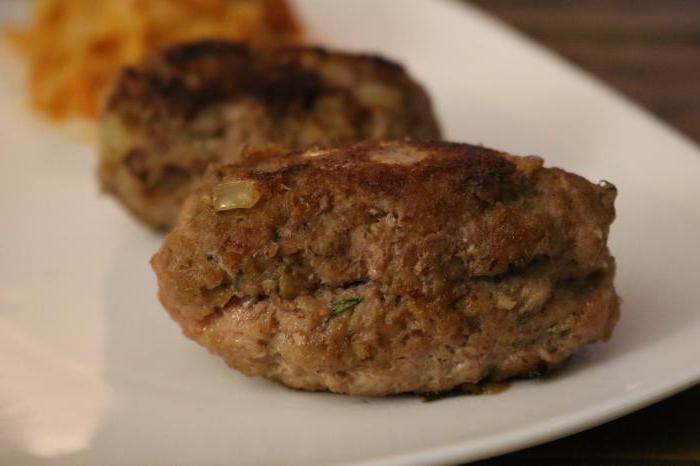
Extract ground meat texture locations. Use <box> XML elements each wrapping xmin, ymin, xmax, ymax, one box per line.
<box><xmin>98</xmin><ymin>41</ymin><xmax>441</xmax><ymax>230</ymax></box>
<box><xmin>151</xmin><ymin>141</ymin><xmax>620</xmax><ymax>396</ymax></box>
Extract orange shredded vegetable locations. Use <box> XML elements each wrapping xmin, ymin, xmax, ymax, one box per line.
<box><xmin>5</xmin><ymin>0</ymin><xmax>301</xmax><ymax>121</ymax></box>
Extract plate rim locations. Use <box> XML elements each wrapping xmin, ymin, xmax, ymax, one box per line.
<box><xmin>359</xmin><ymin>370</ymin><xmax>700</xmax><ymax>465</ymax></box>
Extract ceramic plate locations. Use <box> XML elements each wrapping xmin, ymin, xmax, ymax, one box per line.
<box><xmin>1</xmin><ymin>1</ymin><xmax>699</xmax><ymax>465</ymax></box>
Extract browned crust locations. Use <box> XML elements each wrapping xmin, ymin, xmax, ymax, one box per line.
<box><xmin>152</xmin><ymin>140</ymin><xmax>616</xmax><ymax>316</ymax></box>
<box><xmin>105</xmin><ymin>40</ymin><xmax>434</xmax><ymax>127</ymax></box>
<box><xmin>151</xmin><ymin>141</ymin><xmax>619</xmax><ymax>395</ymax></box>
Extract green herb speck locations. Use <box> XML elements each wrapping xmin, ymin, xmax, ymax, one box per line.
<box><xmin>232</xmin><ymin>272</ymin><xmax>243</xmax><ymax>291</ymax></box>
<box><xmin>326</xmin><ymin>297</ymin><xmax>363</xmax><ymax>322</ymax></box>
<box><xmin>598</xmin><ymin>180</ymin><xmax>617</xmax><ymax>191</ymax></box>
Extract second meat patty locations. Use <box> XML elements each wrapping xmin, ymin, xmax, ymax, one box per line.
<box><xmin>98</xmin><ymin>40</ymin><xmax>441</xmax><ymax>230</ymax></box>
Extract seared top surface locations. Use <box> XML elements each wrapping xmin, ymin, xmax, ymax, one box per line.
<box><xmin>106</xmin><ymin>40</ymin><xmax>431</xmax><ymax>125</ymax></box>
<box><xmin>152</xmin><ymin>141</ymin><xmax>617</xmax><ymax>321</ymax></box>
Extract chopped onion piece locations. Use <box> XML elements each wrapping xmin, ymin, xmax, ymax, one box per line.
<box><xmin>212</xmin><ymin>180</ymin><xmax>262</xmax><ymax>211</ymax></box>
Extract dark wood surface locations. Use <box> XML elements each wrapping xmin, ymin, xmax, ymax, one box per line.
<box><xmin>471</xmin><ymin>0</ymin><xmax>700</xmax><ymax>141</ymax></box>
<box><xmin>466</xmin><ymin>1</ymin><xmax>700</xmax><ymax>465</ymax></box>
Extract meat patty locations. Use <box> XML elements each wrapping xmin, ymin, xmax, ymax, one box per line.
<box><xmin>98</xmin><ymin>41</ymin><xmax>441</xmax><ymax>230</ymax></box>
<box><xmin>151</xmin><ymin>141</ymin><xmax>620</xmax><ymax>396</ymax></box>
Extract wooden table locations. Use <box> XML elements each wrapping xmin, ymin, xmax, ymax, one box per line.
<box><xmin>465</xmin><ymin>1</ymin><xmax>700</xmax><ymax>464</ymax></box>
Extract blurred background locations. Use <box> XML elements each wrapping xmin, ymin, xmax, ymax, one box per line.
<box><xmin>472</xmin><ymin>0</ymin><xmax>700</xmax><ymax>142</ymax></box>
<box><xmin>470</xmin><ymin>1</ymin><xmax>699</xmax><ymax>465</ymax></box>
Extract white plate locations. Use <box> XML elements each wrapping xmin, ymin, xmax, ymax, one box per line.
<box><xmin>1</xmin><ymin>1</ymin><xmax>699</xmax><ymax>465</ymax></box>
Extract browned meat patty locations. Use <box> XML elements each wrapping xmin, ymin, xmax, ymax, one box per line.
<box><xmin>98</xmin><ymin>41</ymin><xmax>441</xmax><ymax>230</ymax></box>
<box><xmin>151</xmin><ymin>141</ymin><xmax>619</xmax><ymax>396</ymax></box>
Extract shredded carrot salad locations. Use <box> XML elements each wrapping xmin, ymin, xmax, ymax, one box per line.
<box><xmin>5</xmin><ymin>0</ymin><xmax>301</xmax><ymax>120</ymax></box>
